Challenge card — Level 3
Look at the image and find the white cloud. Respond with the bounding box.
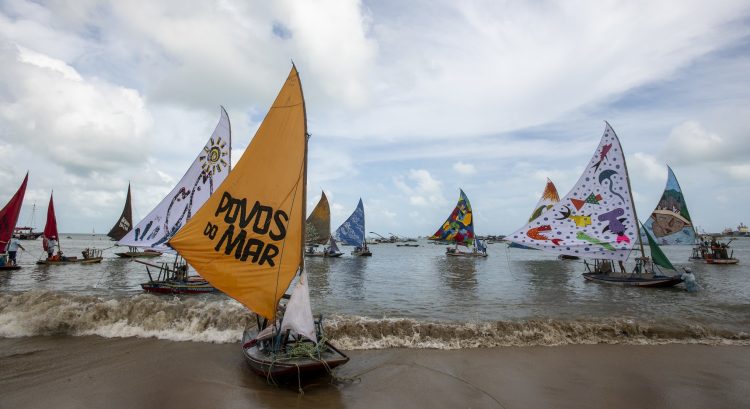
[393,169,445,207]
[663,121,724,164]
[452,161,476,175]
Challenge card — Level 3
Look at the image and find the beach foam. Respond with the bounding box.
[1,290,748,348]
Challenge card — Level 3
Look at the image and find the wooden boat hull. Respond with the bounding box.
[115,251,163,258]
[352,250,372,256]
[0,265,21,271]
[140,279,217,294]
[241,332,349,381]
[689,257,739,265]
[396,244,420,247]
[582,273,683,287]
[305,252,343,258]
[36,257,103,265]
[13,232,42,240]
[446,251,488,258]
[558,254,580,260]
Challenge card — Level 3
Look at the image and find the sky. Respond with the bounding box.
[1,0,749,237]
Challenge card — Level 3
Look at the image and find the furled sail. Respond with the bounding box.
[169,67,307,321]
[107,183,133,241]
[430,189,475,246]
[507,123,637,260]
[528,178,560,222]
[0,173,28,252]
[642,166,696,245]
[334,198,365,246]
[119,107,231,251]
[305,192,330,244]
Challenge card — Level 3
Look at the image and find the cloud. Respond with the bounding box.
[452,161,476,175]
[393,169,445,207]
[663,121,724,164]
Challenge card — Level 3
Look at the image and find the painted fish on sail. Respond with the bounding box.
[506,123,637,260]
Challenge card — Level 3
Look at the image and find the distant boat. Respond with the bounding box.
[305,192,342,257]
[108,184,163,258]
[334,198,372,256]
[689,236,739,265]
[0,173,28,270]
[12,201,42,240]
[506,123,682,287]
[169,66,348,382]
[37,192,103,265]
[430,189,488,257]
[642,166,696,245]
[120,107,232,293]
[508,178,560,250]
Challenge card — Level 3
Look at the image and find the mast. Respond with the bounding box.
[298,64,309,273]
[609,122,646,257]
[223,105,232,171]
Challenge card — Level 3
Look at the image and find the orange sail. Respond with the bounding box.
[305,191,330,244]
[169,67,307,320]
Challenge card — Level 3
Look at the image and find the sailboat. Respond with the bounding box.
[335,198,372,256]
[0,173,28,270]
[37,193,103,265]
[169,66,348,381]
[304,192,342,257]
[506,122,682,287]
[642,166,696,245]
[119,107,232,293]
[108,184,162,258]
[430,189,488,257]
[508,178,560,251]
[13,202,43,240]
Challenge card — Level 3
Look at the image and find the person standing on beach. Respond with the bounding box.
[1,237,25,265]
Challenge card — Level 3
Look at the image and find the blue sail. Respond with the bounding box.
[335,199,366,246]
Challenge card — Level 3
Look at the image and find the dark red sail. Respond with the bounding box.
[0,173,29,252]
[107,183,133,240]
[43,193,58,242]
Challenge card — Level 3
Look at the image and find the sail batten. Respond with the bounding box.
[430,189,475,246]
[169,67,307,321]
[107,183,133,241]
[507,123,637,260]
[0,173,28,252]
[119,107,231,251]
[642,166,696,245]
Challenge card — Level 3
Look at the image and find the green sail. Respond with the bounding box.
[642,222,675,271]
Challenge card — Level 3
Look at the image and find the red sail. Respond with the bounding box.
[43,193,59,242]
[0,173,29,252]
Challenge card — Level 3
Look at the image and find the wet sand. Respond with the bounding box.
[1,336,748,408]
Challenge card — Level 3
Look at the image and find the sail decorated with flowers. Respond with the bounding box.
[107,183,133,241]
[528,178,560,222]
[305,192,330,244]
[169,67,307,321]
[334,198,365,247]
[507,123,637,260]
[430,189,475,246]
[0,173,28,252]
[119,107,231,251]
[642,166,696,245]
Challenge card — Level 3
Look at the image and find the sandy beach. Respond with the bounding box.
[1,336,747,408]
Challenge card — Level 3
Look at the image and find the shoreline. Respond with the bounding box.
[1,336,748,408]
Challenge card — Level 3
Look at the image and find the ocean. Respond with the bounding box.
[1,234,748,349]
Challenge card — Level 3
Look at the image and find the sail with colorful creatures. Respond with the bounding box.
[118,107,231,252]
[507,123,638,260]
[335,199,371,256]
[642,166,696,245]
[0,173,28,269]
[169,66,348,380]
[107,183,133,241]
[430,189,486,256]
[509,178,560,250]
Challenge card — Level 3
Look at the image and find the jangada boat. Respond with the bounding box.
[334,198,372,256]
[642,166,697,245]
[118,107,232,291]
[136,258,217,294]
[507,122,683,288]
[108,184,163,258]
[689,236,739,265]
[304,192,343,257]
[37,193,103,265]
[430,189,488,257]
[169,66,348,383]
[0,173,29,271]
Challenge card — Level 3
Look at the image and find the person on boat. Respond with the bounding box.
[681,268,698,292]
[1,238,25,266]
[46,238,58,260]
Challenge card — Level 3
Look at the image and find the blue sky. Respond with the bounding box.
[0,0,749,236]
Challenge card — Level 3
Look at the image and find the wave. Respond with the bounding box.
[1,290,748,348]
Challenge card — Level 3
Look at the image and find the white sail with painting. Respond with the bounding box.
[507,123,683,287]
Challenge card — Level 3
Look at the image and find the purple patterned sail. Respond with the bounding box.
[507,123,637,260]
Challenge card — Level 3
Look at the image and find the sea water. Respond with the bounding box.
[1,234,748,349]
